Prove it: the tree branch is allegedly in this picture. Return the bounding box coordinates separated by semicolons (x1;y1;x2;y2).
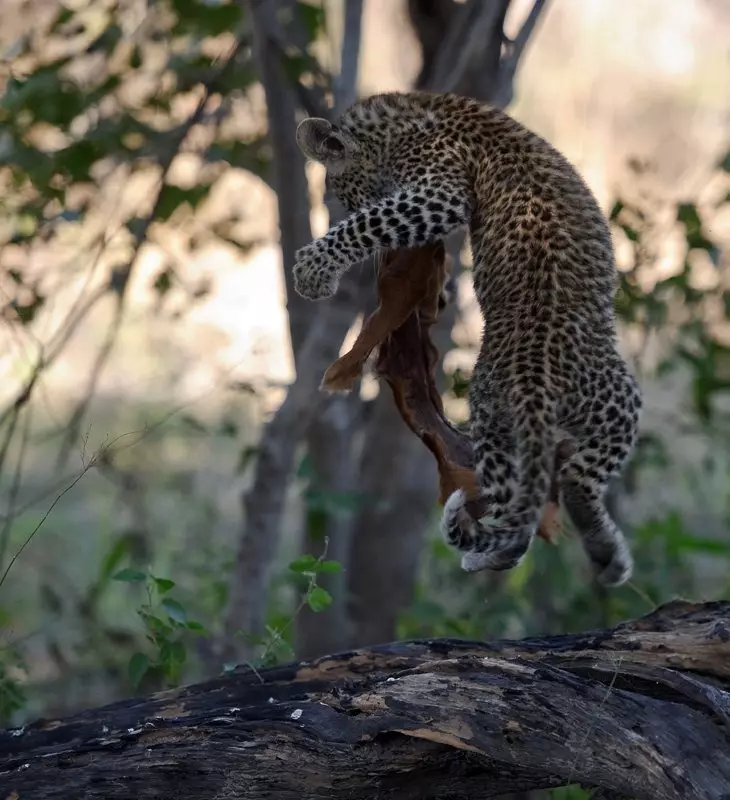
494;0;550;108
247;0;315;358
53;39;247;469
225;0;368;662
4;601;730;799
332;0;364;115
425;0;510;93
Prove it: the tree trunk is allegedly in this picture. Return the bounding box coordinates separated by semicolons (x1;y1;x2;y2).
4;600;730;799
347;395;439;646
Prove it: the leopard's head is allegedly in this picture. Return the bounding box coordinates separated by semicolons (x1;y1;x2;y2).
296;117;386;212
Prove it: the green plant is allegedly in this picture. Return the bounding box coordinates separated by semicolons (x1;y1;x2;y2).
612;153;730;424
548;787;594;799
0;637;26;725
239;545;341;669
112;568;206;688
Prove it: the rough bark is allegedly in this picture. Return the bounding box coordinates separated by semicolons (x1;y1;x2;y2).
223;270;371;662
3;600;730;799
293;0;368;660
224;0;367;662
248;0;313;359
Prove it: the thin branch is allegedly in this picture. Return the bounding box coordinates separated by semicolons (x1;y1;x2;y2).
53;38;247;469
332;0;364;115
222;312;331;656
0;370;38;477
53;295;125;468
0;420;164;593
220;0;368;663
250;0;332;120
0;402;32;573
0;438;103;591
494;0;550;108
0;280;108;434
0;349;269;526
248;0;316;358
426;0;509;93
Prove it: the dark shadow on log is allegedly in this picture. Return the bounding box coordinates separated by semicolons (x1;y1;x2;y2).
2;600;730;799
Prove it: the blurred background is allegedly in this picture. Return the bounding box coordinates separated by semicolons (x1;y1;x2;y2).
0;2;729;793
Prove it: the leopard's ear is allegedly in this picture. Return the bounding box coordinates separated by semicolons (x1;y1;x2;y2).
296;118;350;173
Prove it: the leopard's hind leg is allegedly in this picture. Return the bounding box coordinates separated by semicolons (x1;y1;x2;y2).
440;368;520;556
442;359;556;573
557;363;642;586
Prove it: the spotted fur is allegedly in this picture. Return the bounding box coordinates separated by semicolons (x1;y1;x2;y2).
294;92;642;586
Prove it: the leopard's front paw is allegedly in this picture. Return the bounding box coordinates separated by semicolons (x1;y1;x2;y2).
293;241;340;300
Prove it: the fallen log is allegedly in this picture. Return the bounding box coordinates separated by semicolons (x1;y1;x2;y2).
2;600;729;799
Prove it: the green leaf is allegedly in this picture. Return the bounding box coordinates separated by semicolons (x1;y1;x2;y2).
130;45;143;69
306;586;332;612
288;554;318;573
11;214;38;242
11;294;45;325
53;139;104;182
673;535;730;556
288;555;341;575
719;150;730;173
447;366;471;399
153;268;173;296
169;640;187;666
112;568;147;583
296;453;315;480
171;0;243;36
609;199;624;221
87;23;123;55
298;1;326;42
154;184;211;221
186;620;206;633
99;536;132;581
140;611;172;634
126;217;148;240
180;414;207;433
153;577;175;594
620;224;639;242
51;6;75;30
161;598;188;624
128;652;150;687
677;202;702;232
281;53;311;83
218;418;238;437
236;445;258;474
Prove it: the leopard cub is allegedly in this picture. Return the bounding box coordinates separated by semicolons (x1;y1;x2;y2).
294;91;642;586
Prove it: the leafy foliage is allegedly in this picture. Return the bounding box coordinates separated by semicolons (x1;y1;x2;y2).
0;0;262;332
0;10;729;800
0;644;26;726
112;568;206;689
238;546;341;669
611;156;730;423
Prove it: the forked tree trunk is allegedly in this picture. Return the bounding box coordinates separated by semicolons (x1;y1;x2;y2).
3;600;729;799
